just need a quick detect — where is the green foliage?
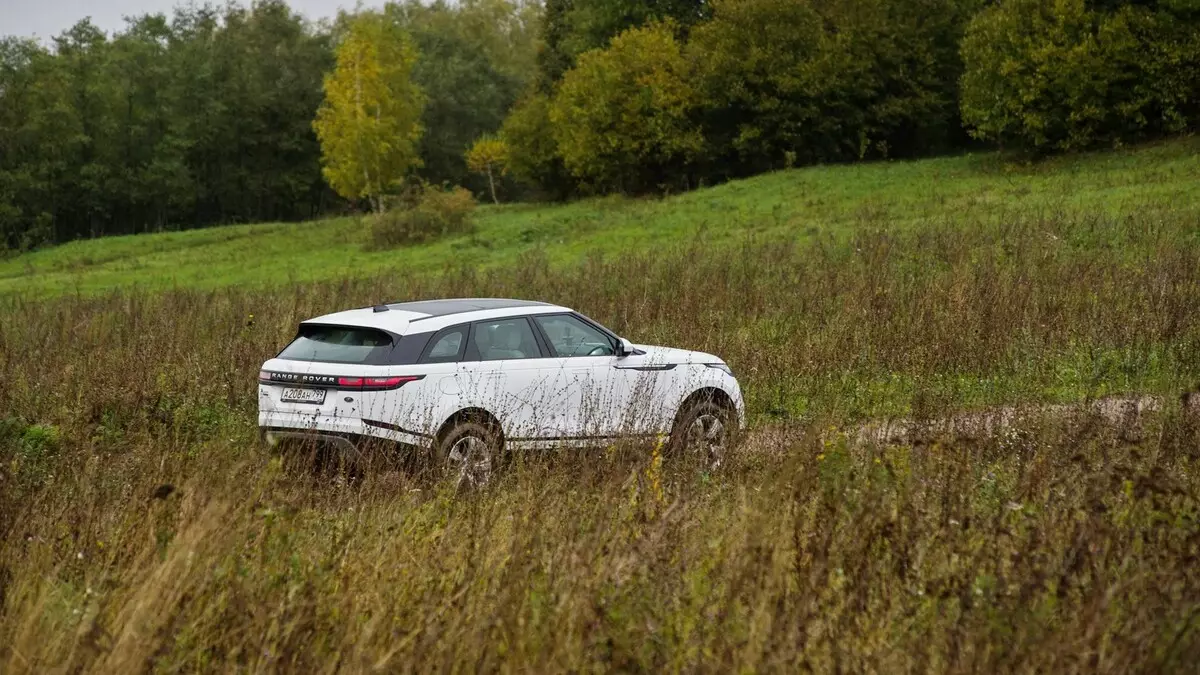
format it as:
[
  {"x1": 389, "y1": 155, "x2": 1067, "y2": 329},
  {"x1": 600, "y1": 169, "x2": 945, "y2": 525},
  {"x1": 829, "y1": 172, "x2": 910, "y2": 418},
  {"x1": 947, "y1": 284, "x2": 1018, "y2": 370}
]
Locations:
[
  {"x1": 515, "y1": 0, "x2": 984, "y2": 193},
  {"x1": 688, "y1": 0, "x2": 824, "y2": 174},
  {"x1": 550, "y1": 23, "x2": 703, "y2": 192},
  {"x1": 500, "y1": 92, "x2": 571, "y2": 197},
  {"x1": 692, "y1": 0, "x2": 981, "y2": 175},
  {"x1": 0, "y1": 418, "x2": 61, "y2": 488},
  {"x1": 366, "y1": 184, "x2": 477, "y2": 249},
  {"x1": 960, "y1": 0, "x2": 1200, "y2": 151},
  {"x1": 0, "y1": 3, "x2": 333, "y2": 249},
  {"x1": 535, "y1": 0, "x2": 708, "y2": 91},
  {"x1": 559, "y1": 0, "x2": 708, "y2": 56},
  {"x1": 0, "y1": 1, "x2": 541, "y2": 249},
  {"x1": 535, "y1": 0, "x2": 575, "y2": 92},
  {"x1": 384, "y1": 0, "x2": 540, "y2": 195},
  {"x1": 314, "y1": 13, "x2": 425, "y2": 212},
  {"x1": 4, "y1": 0, "x2": 1196, "y2": 245},
  {"x1": 802, "y1": 0, "x2": 982, "y2": 160}
]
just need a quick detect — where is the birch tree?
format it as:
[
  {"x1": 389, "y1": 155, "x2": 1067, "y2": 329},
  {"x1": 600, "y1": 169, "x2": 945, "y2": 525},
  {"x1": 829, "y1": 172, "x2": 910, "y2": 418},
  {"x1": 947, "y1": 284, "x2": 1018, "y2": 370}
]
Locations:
[{"x1": 313, "y1": 14, "x2": 424, "y2": 212}]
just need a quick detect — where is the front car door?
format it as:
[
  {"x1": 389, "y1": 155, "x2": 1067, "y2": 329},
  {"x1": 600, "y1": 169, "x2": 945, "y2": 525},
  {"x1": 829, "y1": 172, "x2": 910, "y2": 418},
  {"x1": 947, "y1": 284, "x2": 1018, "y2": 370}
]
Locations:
[{"x1": 530, "y1": 313, "x2": 669, "y2": 439}]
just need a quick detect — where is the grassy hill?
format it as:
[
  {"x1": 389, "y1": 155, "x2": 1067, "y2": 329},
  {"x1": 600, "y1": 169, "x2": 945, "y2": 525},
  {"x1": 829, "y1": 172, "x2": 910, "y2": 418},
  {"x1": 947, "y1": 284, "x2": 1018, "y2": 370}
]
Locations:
[
  {"x1": 4, "y1": 140, "x2": 1200, "y2": 670},
  {"x1": 2, "y1": 138, "x2": 1198, "y2": 297}
]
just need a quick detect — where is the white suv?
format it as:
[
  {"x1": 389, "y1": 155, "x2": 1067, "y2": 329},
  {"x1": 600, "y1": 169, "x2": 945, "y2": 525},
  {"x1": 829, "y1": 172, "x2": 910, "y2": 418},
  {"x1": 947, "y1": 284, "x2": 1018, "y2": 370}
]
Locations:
[{"x1": 258, "y1": 298, "x2": 744, "y2": 484}]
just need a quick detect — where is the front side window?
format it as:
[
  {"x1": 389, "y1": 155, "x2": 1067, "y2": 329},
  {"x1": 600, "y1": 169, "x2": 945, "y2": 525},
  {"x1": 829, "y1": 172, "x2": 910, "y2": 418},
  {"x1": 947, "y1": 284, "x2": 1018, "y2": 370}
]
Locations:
[
  {"x1": 421, "y1": 326, "x2": 466, "y2": 363},
  {"x1": 534, "y1": 314, "x2": 615, "y2": 357},
  {"x1": 277, "y1": 325, "x2": 393, "y2": 364},
  {"x1": 471, "y1": 318, "x2": 541, "y2": 361}
]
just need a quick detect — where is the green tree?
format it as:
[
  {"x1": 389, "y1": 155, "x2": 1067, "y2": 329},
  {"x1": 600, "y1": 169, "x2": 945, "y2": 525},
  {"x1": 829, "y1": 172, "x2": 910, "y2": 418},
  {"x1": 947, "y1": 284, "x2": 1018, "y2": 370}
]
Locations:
[
  {"x1": 687, "y1": 0, "x2": 981, "y2": 177},
  {"x1": 535, "y1": 0, "x2": 708, "y2": 91},
  {"x1": 1, "y1": 2, "x2": 338, "y2": 247},
  {"x1": 499, "y1": 91, "x2": 571, "y2": 197},
  {"x1": 688, "y1": 0, "x2": 823, "y2": 176},
  {"x1": 51, "y1": 19, "x2": 117, "y2": 241},
  {"x1": 549, "y1": 23, "x2": 702, "y2": 192},
  {"x1": 535, "y1": 0, "x2": 575, "y2": 92},
  {"x1": 314, "y1": 13, "x2": 425, "y2": 212},
  {"x1": 798, "y1": 0, "x2": 982, "y2": 162},
  {"x1": 107, "y1": 14, "x2": 191, "y2": 233},
  {"x1": 0, "y1": 38, "x2": 51, "y2": 249},
  {"x1": 960, "y1": 0, "x2": 1199, "y2": 151}
]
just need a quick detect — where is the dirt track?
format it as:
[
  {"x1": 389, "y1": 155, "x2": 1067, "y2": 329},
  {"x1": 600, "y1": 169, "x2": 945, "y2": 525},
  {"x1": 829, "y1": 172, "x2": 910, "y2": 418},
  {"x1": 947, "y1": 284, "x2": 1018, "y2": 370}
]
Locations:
[{"x1": 743, "y1": 393, "x2": 1200, "y2": 450}]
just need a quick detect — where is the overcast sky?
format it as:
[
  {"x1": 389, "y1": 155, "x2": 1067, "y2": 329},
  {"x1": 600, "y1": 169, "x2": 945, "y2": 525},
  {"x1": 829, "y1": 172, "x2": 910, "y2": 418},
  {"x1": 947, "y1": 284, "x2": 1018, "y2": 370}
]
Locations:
[{"x1": 2, "y1": 0, "x2": 385, "y2": 41}]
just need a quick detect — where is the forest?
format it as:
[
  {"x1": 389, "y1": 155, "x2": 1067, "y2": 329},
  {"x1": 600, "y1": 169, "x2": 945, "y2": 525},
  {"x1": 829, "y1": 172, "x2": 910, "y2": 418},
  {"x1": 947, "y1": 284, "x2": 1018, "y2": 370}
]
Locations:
[{"x1": 0, "y1": 0, "x2": 1197, "y2": 249}]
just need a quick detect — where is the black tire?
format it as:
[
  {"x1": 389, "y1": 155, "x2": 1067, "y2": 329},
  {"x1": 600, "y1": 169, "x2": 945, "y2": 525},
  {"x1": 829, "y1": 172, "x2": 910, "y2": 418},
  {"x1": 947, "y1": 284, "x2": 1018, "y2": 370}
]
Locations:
[
  {"x1": 435, "y1": 419, "x2": 503, "y2": 490},
  {"x1": 669, "y1": 398, "x2": 737, "y2": 470}
]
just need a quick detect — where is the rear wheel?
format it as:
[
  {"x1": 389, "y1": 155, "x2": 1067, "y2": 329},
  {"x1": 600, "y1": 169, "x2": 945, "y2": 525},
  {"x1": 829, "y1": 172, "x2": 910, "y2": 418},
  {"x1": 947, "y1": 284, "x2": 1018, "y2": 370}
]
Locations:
[
  {"x1": 670, "y1": 398, "x2": 736, "y2": 470},
  {"x1": 436, "y1": 420, "x2": 502, "y2": 490}
]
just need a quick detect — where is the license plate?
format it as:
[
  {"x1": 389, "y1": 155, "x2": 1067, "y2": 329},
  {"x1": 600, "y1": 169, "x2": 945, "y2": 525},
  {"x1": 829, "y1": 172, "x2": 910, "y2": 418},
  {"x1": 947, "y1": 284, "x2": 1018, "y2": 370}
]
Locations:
[{"x1": 281, "y1": 387, "x2": 326, "y2": 405}]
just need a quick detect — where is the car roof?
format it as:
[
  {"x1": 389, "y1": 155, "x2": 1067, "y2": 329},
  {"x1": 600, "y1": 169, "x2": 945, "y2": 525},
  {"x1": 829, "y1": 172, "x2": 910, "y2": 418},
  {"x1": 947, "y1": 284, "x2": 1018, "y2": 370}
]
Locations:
[
  {"x1": 301, "y1": 298, "x2": 571, "y2": 335},
  {"x1": 384, "y1": 298, "x2": 554, "y2": 316}
]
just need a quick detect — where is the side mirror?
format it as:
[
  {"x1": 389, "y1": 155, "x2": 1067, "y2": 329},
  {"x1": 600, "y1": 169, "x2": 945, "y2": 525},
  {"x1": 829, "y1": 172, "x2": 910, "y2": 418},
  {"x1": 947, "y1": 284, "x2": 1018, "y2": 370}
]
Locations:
[{"x1": 616, "y1": 337, "x2": 635, "y2": 357}]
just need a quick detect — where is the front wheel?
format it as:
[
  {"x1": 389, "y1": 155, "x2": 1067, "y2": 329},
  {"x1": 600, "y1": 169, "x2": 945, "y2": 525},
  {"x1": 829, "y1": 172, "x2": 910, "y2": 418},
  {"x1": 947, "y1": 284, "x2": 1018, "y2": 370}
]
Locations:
[
  {"x1": 436, "y1": 420, "x2": 502, "y2": 490},
  {"x1": 670, "y1": 399, "x2": 737, "y2": 470}
]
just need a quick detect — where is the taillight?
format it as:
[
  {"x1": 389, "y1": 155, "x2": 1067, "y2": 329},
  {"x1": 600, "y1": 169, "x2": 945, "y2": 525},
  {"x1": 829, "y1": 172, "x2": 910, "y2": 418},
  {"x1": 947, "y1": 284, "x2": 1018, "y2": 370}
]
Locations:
[
  {"x1": 338, "y1": 375, "x2": 423, "y2": 390},
  {"x1": 258, "y1": 370, "x2": 423, "y2": 390}
]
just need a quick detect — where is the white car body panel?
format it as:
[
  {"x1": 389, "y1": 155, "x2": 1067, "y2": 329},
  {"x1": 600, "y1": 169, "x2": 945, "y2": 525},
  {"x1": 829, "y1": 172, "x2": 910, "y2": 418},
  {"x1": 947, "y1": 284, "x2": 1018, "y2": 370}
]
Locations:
[{"x1": 257, "y1": 299, "x2": 745, "y2": 451}]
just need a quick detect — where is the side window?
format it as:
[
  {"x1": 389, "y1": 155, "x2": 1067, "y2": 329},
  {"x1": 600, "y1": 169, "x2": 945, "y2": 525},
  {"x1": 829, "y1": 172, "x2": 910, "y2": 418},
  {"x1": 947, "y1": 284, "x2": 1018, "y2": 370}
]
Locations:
[
  {"x1": 533, "y1": 314, "x2": 616, "y2": 357},
  {"x1": 470, "y1": 318, "x2": 542, "y2": 361},
  {"x1": 420, "y1": 325, "x2": 467, "y2": 363}
]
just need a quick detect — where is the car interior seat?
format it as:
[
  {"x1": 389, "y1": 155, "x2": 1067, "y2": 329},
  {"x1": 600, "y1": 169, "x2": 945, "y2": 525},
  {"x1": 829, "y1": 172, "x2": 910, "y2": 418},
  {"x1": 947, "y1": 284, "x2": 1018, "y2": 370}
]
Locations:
[{"x1": 481, "y1": 322, "x2": 530, "y2": 360}]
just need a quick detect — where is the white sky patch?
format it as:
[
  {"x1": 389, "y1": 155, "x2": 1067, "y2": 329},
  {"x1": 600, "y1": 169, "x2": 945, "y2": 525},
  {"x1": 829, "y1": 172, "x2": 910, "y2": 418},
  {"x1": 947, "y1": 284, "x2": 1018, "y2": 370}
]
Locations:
[{"x1": 2, "y1": 0, "x2": 385, "y2": 42}]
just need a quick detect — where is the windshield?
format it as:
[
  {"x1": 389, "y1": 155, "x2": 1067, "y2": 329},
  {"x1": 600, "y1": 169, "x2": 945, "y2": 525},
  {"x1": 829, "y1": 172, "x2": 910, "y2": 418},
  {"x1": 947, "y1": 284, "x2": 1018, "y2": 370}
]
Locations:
[{"x1": 277, "y1": 325, "x2": 394, "y2": 364}]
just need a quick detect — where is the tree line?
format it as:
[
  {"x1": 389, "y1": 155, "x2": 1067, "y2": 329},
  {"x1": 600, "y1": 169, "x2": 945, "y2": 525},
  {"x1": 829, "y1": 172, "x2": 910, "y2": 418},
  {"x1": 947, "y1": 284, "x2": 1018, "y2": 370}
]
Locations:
[
  {"x1": 508, "y1": 0, "x2": 1199, "y2": 195},
  {"x1": 0, "y1": 0, "x2": 538, "y2": 250},
  {"x1": 1, "y1": 0, "x2": 1196, "y2": 250}
]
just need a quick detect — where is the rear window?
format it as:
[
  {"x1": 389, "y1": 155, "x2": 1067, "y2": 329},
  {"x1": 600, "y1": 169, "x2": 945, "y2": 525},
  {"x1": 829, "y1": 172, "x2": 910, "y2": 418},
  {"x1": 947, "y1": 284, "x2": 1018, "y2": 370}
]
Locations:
[{"x1": 277, "y1": 325, "x2": 394, "y2": 364}]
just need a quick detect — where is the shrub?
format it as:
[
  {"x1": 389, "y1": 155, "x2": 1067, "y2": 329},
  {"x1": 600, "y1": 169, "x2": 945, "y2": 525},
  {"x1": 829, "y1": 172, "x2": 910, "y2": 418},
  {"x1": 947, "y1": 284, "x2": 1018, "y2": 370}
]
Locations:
[
  {"x1": 0, "y1": 419, "x2": 60, "y2": 488},
  {"x1": 366, "y1": 184, "x2": 476, "y2": 250}
]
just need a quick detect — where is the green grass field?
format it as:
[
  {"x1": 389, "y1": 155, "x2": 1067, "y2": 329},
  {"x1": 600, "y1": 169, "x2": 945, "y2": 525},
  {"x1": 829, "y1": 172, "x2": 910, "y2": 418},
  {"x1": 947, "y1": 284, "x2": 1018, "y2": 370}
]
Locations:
[{"x1": 3, "y1": 138, "x2": 1198, "y2": 297}]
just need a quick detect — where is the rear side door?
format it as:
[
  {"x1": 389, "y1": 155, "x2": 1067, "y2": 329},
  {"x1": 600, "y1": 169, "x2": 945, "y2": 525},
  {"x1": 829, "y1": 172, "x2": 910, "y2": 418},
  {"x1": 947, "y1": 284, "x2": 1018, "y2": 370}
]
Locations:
[
  {"x1": 360, "y1": 323, "x2": 469, "y2": 436},
  {"x1": 462, "y1": 316, "x2": 567, "y2": 440}
]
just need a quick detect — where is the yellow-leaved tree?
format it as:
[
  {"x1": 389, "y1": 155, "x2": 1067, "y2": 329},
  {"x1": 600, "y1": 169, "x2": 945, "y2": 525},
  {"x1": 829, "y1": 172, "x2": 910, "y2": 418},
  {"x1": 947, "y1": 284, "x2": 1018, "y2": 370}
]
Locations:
[
  {"x1": 464, "y1": 135, "x2": 509, "y2": 204},
  {"x1": 313, "y1": 13, "x2": 425, "y2": 213}
]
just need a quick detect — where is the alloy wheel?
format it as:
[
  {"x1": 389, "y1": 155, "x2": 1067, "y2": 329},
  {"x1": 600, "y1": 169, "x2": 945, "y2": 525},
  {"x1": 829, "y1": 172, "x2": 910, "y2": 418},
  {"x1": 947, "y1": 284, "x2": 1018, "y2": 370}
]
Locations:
[
  {"x1": 685, "y1": 412, "x2": 727, "y2": 469},
  {"x1": 446, "y1": 434, "x2": 494, "y2": 489}
]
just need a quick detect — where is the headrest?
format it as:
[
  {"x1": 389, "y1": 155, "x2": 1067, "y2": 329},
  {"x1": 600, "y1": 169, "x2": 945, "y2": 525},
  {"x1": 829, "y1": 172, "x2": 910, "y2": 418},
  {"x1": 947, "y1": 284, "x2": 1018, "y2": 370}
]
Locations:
[{"x1": 493, "y1": 323, "x2": 522, "y2": 350}]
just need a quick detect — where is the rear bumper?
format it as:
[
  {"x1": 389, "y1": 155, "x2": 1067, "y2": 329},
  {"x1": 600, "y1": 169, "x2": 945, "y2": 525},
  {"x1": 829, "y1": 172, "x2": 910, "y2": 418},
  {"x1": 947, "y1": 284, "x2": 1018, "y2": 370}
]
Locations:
[
  {"x1": 262, "y1": 428, "x2": 360, "y2": 452},
  {"x1": 258, "y1": 411, "x2": 429, "y2": 448}
]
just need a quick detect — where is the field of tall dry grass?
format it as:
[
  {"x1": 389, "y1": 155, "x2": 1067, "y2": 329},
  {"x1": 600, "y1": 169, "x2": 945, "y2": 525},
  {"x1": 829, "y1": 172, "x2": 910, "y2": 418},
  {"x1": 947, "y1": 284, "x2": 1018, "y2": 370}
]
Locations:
[{"x1": 2, "y1": 205, "x2": 1200, "y2": 671}]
